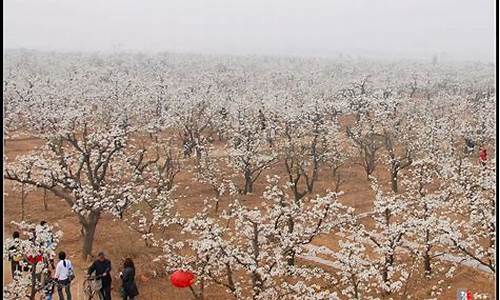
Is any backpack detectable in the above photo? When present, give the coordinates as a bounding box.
[64,260,76,282]
[68,267,75,282]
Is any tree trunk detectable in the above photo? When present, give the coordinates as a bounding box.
[189,284,204,300]
[43,189,48,210]
[381,265,389,296]
[244,172,253,194]
[225,263,237,298]
[352,275,359,299]
[307,140,319,193]
[364,156,375,179]
[287,218,295,266]
[390,171,398,193]
[423,248,432,277]
[198,277,205,300]
[251,223,262,299]
[305,172,316,193]
[423,229,432,277]
[214,197,220,214]
[30,263,36,300]
[287,250,296,266]
[381,253,394,297]
[218,130,224,142]
[82,212,100,259]
[143,225,153,248]
[195,141,204,166]
[21,183,26,221]
[292,185,302,202]
[29,261,42,300]
[362,143,379,179]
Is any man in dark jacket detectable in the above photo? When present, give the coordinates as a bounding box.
[88,252,112,300]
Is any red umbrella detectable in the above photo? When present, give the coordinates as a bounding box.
[170,270,195,288]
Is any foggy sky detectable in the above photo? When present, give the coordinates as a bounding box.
[3,0,496,62]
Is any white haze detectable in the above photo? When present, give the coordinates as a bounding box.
[3,0,496,62]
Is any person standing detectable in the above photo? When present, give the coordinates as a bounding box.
[88,252,113,300]
[479,147,488,167]
[8,231,22,279]
[54,251,73,300]
[464,137,475,154]
[120,258,139,300]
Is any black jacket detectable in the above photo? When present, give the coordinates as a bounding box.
[121,267,139,297]
[88,259,112,286]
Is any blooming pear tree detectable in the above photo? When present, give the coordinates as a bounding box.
[157,176,354,299]
[362,177,414,297]
[333,229,378,300]
[194,146,236,213]
[401,158,454,277]
[345,111,384,179]
[122,133,181,247]
[440,156,496,273]
[374,97,415,193]
[171,84,220,162]
[227,108,278,194]
[2,50,496,298]
[4,107,152,258]
[280,101,339,200]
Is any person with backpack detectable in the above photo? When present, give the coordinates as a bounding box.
[54,251,74,300]
[120,258,139,300]
[88,252,113,300]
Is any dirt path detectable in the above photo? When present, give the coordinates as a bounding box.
[302,244,494,274]
[301,227,494,275]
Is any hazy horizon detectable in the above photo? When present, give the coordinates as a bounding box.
[3,0,496,62]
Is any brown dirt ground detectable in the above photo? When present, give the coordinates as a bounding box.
[3,136,496,300]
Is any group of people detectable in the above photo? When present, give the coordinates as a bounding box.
[8,221,139,300]
[7,221,64,300]
[8,221,55,280]
[48,251,139,300]
[86,252,139,300]
[464,137,488,167]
